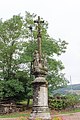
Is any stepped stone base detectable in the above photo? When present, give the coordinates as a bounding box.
[29,112,51,120]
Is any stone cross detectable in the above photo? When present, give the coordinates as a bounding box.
[34,16,44,63]
[29,16,51,120]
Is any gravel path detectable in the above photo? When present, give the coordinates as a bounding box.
[53,112,80,120]
[62,112,80,120]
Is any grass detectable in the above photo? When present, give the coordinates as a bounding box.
[0,111,30,118]
[19,99,33,105]
[0,108,80,118]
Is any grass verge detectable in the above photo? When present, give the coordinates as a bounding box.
[0,111,30,118]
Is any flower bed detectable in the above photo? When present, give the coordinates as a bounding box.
[53,116,63,120]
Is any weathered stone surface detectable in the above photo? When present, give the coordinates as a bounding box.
[29,112,51,120]
[0,104,26,114]
[29,77,51,120]
[32,77,48,84]
[30,16,51,119]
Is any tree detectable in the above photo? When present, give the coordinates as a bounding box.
[0,15,26,101]
[0,12,68,103]
[22,12,68,92]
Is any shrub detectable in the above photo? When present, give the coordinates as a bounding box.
[49,94,80,110]
[49,96,67,110]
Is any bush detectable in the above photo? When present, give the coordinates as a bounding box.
[65,93,80,108]
[49,94,80,110]
[49,96,67,110]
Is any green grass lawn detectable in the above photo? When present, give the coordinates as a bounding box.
[0,111,30,118]
[19,99,33,105]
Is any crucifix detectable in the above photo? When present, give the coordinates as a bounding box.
[34,16,44,63]
[29,16,51,120]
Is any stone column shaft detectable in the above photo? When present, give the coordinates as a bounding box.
[29,77,51,120]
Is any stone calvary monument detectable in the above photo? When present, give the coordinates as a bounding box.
[29,16,51,120]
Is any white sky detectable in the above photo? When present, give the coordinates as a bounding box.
[0,0,80,84]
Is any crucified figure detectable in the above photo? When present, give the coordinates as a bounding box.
[34,16,44,63]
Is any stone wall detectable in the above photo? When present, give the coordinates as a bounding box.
[0,104,26,114]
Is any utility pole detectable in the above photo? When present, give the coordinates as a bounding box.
[70,75,73,93]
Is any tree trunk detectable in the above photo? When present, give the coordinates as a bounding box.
[26,98,30,109]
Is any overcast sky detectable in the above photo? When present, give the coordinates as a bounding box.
[0,0,80,84]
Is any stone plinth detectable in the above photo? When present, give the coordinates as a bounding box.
[29,77,51,120]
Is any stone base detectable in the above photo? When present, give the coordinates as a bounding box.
[32,106,49,112]
[29,106,51,120]
[30,76,51,119]
[29,112,51,120]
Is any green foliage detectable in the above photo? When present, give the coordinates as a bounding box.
[49,94,80,110]
[0,11,68,101]
[0,79,24,100]
[65,93,80,108]
[49,96,67,110]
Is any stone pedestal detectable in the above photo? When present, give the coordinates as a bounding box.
[29,77,51,120]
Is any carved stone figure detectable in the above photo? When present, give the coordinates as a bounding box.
[33,50,39,67]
